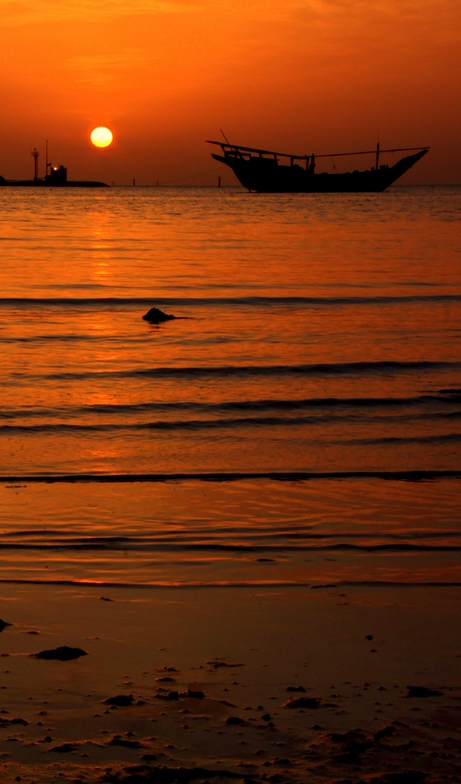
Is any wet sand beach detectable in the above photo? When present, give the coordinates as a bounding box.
[1,476,460,783]
[1,582,460,783]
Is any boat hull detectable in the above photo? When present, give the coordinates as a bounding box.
[211,149,428,193]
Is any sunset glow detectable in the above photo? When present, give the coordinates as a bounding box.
[0,0,460,183]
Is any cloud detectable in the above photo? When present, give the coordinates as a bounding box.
[64,49,155,87]
[226,0,460,30]
[3,0,458,35]
[0,0,195,26]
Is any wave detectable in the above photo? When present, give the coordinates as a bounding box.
[0,294,460,309]
[1,391,460,420]
[351,432,461,445]
[0,540,458,553]
[1,470,461,483]
[3,529,458,543]
[0,334,115,345]
[40,360,461,382]
[0,577,458,589]
[0,417,460,435]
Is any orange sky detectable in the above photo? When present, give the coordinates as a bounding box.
[1,0,460,185]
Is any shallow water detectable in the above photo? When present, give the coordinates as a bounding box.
[0,185,460,587]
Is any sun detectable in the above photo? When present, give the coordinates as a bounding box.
[90,127,113,148]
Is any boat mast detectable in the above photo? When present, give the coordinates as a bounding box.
[31,148,39,181]
[376,142,380,170]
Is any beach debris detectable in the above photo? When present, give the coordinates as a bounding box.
[271,757,292,766]
[327,729,372,764]
[335,741,373,764]
[142,307,176,324]
[0,619,12,632]
[373,725,396,741]
[187,689,205,699]
[100,765,242,782]
[155,691,179,701]
[285,685,306,692]
[31,646,88,661]
[367,773,426,784]
[108,736,144,748]
[206,659,244,669]
[225,716,247,725]
[103,694,134,706]
[0,717,28,727]
[283,696,321,709]
[154,687,205,702]
[406,685,442,698]
[50,743,78,753]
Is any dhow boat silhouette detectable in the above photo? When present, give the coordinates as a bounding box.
[207,140,429,193]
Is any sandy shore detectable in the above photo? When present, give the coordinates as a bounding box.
[0,584,459,783]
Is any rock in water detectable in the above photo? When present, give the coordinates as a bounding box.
[31,646,88,661]
[142,308,175,324]
[0,619,12,632]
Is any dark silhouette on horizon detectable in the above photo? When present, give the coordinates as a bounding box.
[207,141,429,193]
[0,145,108,188]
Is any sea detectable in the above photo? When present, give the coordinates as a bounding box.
[0,185,460,590]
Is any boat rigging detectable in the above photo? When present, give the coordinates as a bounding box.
[206,140,429,193]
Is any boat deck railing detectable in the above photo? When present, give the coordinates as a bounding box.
[206,140,430,165]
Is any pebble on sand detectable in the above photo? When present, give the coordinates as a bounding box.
[103,694,134,706]
[108,736,144,748]
[225,716,247,725]
[406,685,442,698]
[0,717,28,727]
[31,646,88,661]
[187,689,205,699]
[283,696,321,709]
[206,659,244,669]
[50,743,78,753]
[155,691,179,701]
